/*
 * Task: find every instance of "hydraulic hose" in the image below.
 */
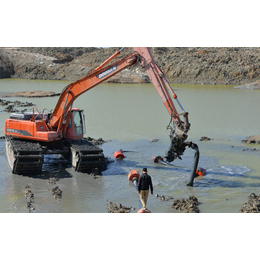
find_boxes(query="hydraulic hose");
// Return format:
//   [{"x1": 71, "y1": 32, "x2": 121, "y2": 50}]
[
  {"x1": 186, "y1": 143, "x2": 200, "y2": 187},
  {"x1": 131, "y1": 177, "x2": 143, "y2": 209}
]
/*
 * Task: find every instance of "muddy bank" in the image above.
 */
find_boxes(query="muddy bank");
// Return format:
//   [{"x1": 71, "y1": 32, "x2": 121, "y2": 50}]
[
  {"x1": 1, "y1": 47, "x2": 260, "y2": 86},
  {"x1": 3, "y1": 91, "x2": 60, "y2": 98}
]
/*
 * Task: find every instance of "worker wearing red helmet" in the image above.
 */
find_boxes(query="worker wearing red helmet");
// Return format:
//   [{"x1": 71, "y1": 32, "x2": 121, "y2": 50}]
[{"x1": 138, "y1": 168, "x2": 153, "y2": 209}]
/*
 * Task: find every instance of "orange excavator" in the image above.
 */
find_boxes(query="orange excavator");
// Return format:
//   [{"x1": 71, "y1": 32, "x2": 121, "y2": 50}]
[{"x1": 5, "y1": 47, "x2": 199, "y2": 185}]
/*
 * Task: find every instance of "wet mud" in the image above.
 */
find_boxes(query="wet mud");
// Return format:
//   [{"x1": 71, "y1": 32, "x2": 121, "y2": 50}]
[
  {"x1": 106, "y1": 201, "x2": 135, "y2": 213},
  {"x1": 171, "y1": 196, "x2": 200, "y2": 213},
  {"x1": 242, "y1": 135, "x2": 260, "y2": 144},
  {"x1": 200, "y1": 136, "x2": 212, "y2": 141},
  {"x1": 240, "y1": 193, "x2": 260, "y2": 213},
  {"x1": 242, "y1": 148, "x2": 260, "y2": 152},
  {"x1": 83, "y1": 137, "x2": 110, "y2": 145},
  {"x1": 25, "y1": 185, "x2": 35, "y2": 212},
  {"x1": 0, "y1": 98, "x2": 35, "y2": 112},
  {"x1": 48, "y1": 177, "x2": 59, "y2": 184},
  {"x1": 90, "y1": 168, "x2": 101, "y2": 179},
  {"x1": 51, "y1": 186, "x2": 63, "y2": 200}
]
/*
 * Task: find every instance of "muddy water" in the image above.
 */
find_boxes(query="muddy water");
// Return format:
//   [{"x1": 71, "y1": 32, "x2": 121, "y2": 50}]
[{"x1": 0, "y1": 79, "x2": 260, "y2": 213}]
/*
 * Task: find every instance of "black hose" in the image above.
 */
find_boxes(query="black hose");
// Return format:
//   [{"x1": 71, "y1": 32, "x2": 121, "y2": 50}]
[
  {"x1": 186, "y1": 143, "x2": 199, "y2": 187},
  {"x1": 132, "y1": 178, "x2": 143, "y2": 209}
]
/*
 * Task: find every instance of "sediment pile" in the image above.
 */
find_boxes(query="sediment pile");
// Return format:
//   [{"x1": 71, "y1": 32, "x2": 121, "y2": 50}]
[
  {"x1": 240, "y1": 193, "x2": 260, "y2": 213},
  {"x1": 171, "y1": 196, "x2": 200, "y2": 213}
]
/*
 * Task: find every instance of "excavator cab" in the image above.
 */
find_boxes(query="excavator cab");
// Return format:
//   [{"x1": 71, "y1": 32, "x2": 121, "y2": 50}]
[{"x1": 65, "y1": 108, "x2": 85, "y2": 140}]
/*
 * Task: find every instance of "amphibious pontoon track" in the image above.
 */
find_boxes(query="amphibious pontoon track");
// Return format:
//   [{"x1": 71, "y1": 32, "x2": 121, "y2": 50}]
[
  {"x1": 64, "y1": 139, "x2": 105, "y2": 173},
  {"x1": 6, "y1": 137, "x2": 43, "y2": 174},
  {"x1": 6, "y1": 137, "x2": 106, "y2": 174}
]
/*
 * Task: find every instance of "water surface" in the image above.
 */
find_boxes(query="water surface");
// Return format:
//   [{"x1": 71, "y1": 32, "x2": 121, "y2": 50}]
[{"x1": 0, "y1": 79, "x2": 260, "y2": 213}]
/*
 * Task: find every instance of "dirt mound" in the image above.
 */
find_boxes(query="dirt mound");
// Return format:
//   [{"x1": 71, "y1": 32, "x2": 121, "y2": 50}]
[
  {"x1": 171, "y1": 196, "x2": 200, "y2": 213},
  {"x1": 240, "y1": 193, "x2": 260, "y2": 213}
]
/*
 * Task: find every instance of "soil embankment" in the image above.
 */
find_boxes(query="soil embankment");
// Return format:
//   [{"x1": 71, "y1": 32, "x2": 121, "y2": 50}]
[{"x1": 1, "y1": 47, "x2": 260, "y2": 87}]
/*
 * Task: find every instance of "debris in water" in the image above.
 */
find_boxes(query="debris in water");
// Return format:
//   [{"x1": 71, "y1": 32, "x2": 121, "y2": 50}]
[
  {"x1": 149, "y1": 139, "x2": 159, "y2": 142},
  {"x1": 171, "y1": 196, "x2": 200, "y2": 213},
  {"x1": 83, "y1": 137, "x2": 109, "y2": 145},
  {"x1": 200, "y1": 136, "x2": 211, "y2": 141},
  {"x1": 51, "y1": 186, "x2": 63, "y2": 200},
  {"x1": 240, "y1": 193, "x2": 260, "y2": 213},
  {"x1": 106, "y1": 201, "x2": 134, "y2": 213},
  {"x1": 242, "y1": 148, "x2": 260, "y2": 152},
  {"x1": 48, "y1": 177, "x2": 59, "y2": 184},
  {"x1": 155, "y1": 194, "x2": 174, "y2": 201}
]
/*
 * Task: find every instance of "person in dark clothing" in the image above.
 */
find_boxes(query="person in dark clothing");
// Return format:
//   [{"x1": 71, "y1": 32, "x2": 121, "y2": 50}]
[{"x1": 138, "y1": 168, "x2": 153, "y2": 208}]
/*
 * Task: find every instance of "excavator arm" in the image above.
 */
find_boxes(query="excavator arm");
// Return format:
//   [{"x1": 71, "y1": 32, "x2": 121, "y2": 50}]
[
  {"x1": 49, "y1": 47, "x2": 191, "y2": 162},
  {"x1": 132, "y1": 48, "x2": 191, "y2": 162}
]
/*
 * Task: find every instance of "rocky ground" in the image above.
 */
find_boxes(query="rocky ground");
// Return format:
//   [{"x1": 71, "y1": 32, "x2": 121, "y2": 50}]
[{"x1": 1, "y1": 47, "x2": 260, "y2": 87}]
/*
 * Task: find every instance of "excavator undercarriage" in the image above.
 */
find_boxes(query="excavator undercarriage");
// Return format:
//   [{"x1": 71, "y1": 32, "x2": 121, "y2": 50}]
[{"x1": 6, "y1": 137, "x2": 105, "y2": 175}]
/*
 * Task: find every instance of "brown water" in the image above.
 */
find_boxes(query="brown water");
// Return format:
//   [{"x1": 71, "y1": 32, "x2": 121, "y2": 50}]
[{"x1": 0, "y1": 79, "x2": 260, "y2": 213}]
